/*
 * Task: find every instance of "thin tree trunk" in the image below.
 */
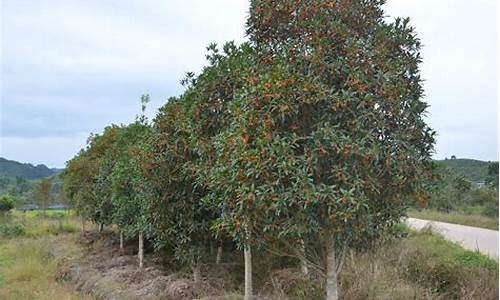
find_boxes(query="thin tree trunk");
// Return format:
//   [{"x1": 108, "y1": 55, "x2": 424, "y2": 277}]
[
  {"x1": 325, "y1": 234, "x2": 339, "y2": 300},
  {"x1": 98, "y1": 223, "x2": 103, "y2": 232},
  {"x1": 216, "y1": 244, "x2": 223, "y2": 264},
  {"x1": 119, "y1": 232, "x2": 124, "y2": 252},
  {"x1": 192, "y1": 262, "x2": 201, "y2": 284},
  {"x1": 81, "y1": 216, "x2": 86, "y2": 233},
  {"x1": 138, "y1": 232, "x2": 144, "y2": 269},
  {"x1": 244, "y1": 244, "x2": 253, "y2": 300},
  {"x1": 300, "y1": 238, "x2": 309, "y2": 276}
]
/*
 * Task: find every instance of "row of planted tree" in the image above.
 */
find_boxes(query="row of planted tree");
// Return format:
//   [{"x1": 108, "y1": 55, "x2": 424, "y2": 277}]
[{"x1": 61, "y1": 1, "x2": 435, "y2": 299}]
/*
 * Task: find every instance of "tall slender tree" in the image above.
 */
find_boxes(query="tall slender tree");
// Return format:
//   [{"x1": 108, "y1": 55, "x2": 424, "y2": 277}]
[
  {"x1": 110, "y1": 119, "x2": 153, "y2": 268},
  {"x1": 33, "y1": 178, "x2": 53, "y2": 216},
  {"x1": 147, "y1": 97, "x2": 213, "y2": 283}
]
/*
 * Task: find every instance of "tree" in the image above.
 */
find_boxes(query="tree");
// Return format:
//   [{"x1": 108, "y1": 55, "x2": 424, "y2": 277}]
[
  {"x1": 9, "y1": 176, "x2": 32, "y2": 197},
  {"x1": 486, "y1": 162, "x2": 499, "y2": 189},
  {"x1": 62, "y1": 125, "x2": 122, "y2": 229},
  {"x1": 110, "y1": 119, "x2": 153, "y2": 267},
  {"x1": 187, "y1": 41, "x2": 255, "y2": 267},
  {"x1": 33, "y1": 178, "x2": 52, "y2": 216},
  {"x1": 453, "y1": 175, "x2": 472, "y2": 202},
  {"x1": 209, "y1": 1, "x2": 435, "y2": 299},
  {"x1": 147, "y1": 98, "x2": 214, "y2": 283},
  {"x1": 0, "y1": 195, "x2": 15, "y2": 213}
]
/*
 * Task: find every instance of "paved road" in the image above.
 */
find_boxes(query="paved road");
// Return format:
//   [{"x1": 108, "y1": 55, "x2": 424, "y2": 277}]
[{"x1": 405, "y1": 218, "x2": 499, "y2": 258}]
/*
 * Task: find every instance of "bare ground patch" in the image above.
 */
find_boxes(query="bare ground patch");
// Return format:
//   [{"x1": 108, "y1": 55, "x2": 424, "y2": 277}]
[{"x1": 56, "y1": 231, "x2": 245, "y2": 300}]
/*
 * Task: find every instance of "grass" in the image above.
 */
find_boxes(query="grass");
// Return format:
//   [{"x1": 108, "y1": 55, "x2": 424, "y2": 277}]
[
  {"x1": 0, "y1": 212, "x2": 87, "y2": 300},
  {"x1": 340, "y1": 226, "x2": 498, "y2": 299},
  {"x1": 408, "y1": 209, "x2": 498, "y2": 230},
  {"x1": 398, "y1": 228, "x2": 498, "y2": 298},
  {"x1": 15, "y1": 209, "x2": 74, "y2": 219},
  {"x1": 225, "y1": 225, "x2": 498, "y2": 299},
  {"x1": 0, "y1": 211, "x2": 497, "y2": 299}
]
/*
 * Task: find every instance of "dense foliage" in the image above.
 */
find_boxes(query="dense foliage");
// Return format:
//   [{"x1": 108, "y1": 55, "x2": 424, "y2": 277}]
[
  {"x1": 424, "y1": 161, "x2": 498, "y2": 218},
  {"x1": 0, "y1": 195, "x2": 15, "y2": 212},
  {"x1": 437, "y1": 158, "x2": 494, "y2": 183},
  {"x1": 0, "y1": 157, "x2": 65, "y2": 208},
  {"x1": 61, "y1": 1, "x2": 436, "y2": 299}
]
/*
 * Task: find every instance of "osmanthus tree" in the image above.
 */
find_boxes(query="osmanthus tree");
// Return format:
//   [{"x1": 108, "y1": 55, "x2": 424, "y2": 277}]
[
  {"x1": 110, "y1": 118, "x2": 153, "y2": 268},
  {"x1": 62, "y1": 125, "x2": 122, "y2": 231},
  {"x1": 146, "y1": 97, "x2": 214, "y2": 284},
  {"x1": 208, "y1": 97, "x2": 312, "y2": 300},
  {"x1": 94, "y1": 130, "x2": 125, "y2": 232},
  {"x1": 211, "y1": 0, "x2": 435, "y2": 299},
  {"x1": 185, "y1": 41, "x2": 255, "y2": 263},
  {"x1": 62, "y1": 151, "x2": 93, "y2": 231}
]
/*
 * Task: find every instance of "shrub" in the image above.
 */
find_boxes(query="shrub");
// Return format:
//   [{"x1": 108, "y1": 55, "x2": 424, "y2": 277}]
[{"x1": 0, "y1": 194, "x2": 15, "y2": 212}]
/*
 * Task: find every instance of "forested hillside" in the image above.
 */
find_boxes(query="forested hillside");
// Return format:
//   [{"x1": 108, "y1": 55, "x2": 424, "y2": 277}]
[
  {"x1": 436, "y1": 158, "x2": 494, "y2": 182},
  {"x1": 0, "y1": 157, "x2": 64, "y2": 206},
  {"x1": 0, "y1": 157, "x2": 59, "y2": 179}
]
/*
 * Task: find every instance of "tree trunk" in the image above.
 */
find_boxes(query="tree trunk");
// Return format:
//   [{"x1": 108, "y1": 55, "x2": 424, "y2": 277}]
[
  {"x1": 244, "y1": 244, "x2": 253, "y2": 300},
  {"x1": 300, "y1": 238, "x2": 309, "y2": 276},
  {"x1": 192, "y1": 262, "x2": 201, "y2": 284},
  {"x1": 325, "y1": 234, "x2": 339, "y2": 300},
  {"x1": 119, "y1": 232, "x2": 124, "y2": 252},
  {"x1": 216, "y1": 244, "x2": 223, "y2": 264},
  {"x1": 81, "y1": 217, "x2": 86, "y2": 233},
  {"x1": 98, "y1": 223, "x2": 103, "y2": 232},
  {"x1": 138, "y1": 232, "x2": 144, "y2": 269}
]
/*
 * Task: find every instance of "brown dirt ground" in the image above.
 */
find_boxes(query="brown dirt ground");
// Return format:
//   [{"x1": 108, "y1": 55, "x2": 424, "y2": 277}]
[{"x1": 55, "y1": 231, "x2": 252, "y2": 300}]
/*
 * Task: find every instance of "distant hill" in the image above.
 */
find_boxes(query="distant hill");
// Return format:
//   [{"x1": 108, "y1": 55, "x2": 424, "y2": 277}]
[
  {"x1": 435, "y1": 158, "x2": 495, "y2": 183},
  {"x1": 0, "y1": 157, "x2": 58, "y2": 180}
]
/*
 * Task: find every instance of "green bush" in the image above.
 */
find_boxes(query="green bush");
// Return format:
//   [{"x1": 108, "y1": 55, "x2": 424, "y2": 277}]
[
  {"x1": 465, "y1": 188, "x2": 498, "y2": 206},
  {"x1": 387, "y1": 223, "x2": 412, "y2": 239},
  {"x1": 453, "y1": 251, "x2": 498, "y2": 271},
  {"x1": 0, "y1": 194, "x2": 15, "y2": 212}
]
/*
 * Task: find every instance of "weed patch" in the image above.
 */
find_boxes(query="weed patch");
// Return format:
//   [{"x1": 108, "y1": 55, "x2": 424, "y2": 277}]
[{"x1": 0, "y1": 223, "x2": 25, "y2": 238}]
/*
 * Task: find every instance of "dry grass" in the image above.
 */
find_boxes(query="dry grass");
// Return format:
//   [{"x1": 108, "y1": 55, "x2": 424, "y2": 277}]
[
  {"x1": 254, "y1": 226, "x2": 498, "y2": 300},
  {"x1": 409, "y1": 209, "x2": 498, "y2": 230},
  {"x1": 340, "y1": 228, "x2": 498, "y2": 300},
  {"x1": 0, "y1": 214, "x2": 90, "y2": 300},
  {"x1": 1, "y1": 211, "x2": 497, "y2": 300},
  {"x1": 0, "y1": 237, "x2": 89, "y2": 300}
]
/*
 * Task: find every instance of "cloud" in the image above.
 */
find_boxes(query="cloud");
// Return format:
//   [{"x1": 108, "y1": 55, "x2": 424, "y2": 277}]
[
  {"x1": 1, "y1": 0, "x2": 249, "y2": 167},
  {"x1": 0, "y1": 0, "x2": 498, "y2": 167},
  {"x1": 384, "y1": 0, "x2": 498, "y2": 160}
]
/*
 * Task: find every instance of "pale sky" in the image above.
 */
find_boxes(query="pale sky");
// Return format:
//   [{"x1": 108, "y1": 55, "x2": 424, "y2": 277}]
[{"x1": 1, "y1": 0, "x2": 498, "y2": 167}]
